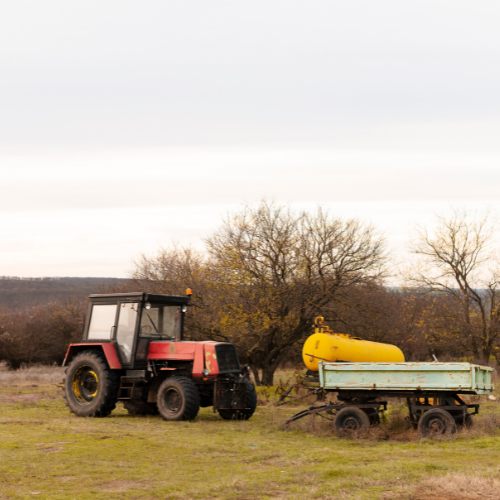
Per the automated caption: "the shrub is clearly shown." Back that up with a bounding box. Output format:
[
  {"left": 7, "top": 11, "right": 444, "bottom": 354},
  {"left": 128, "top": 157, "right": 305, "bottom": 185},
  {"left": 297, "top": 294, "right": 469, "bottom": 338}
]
[{"left": 0, "top": 297, "right": 85, "bottom": 369}]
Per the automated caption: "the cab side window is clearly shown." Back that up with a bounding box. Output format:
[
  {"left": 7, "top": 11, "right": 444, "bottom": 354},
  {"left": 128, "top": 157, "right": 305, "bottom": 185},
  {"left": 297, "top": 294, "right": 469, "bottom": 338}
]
[
  {"left": 88, "top": 304, "right": 117, "bottom": 340},
  {"left": 116, "top": 303, "right": 138, "bottom": 363}
]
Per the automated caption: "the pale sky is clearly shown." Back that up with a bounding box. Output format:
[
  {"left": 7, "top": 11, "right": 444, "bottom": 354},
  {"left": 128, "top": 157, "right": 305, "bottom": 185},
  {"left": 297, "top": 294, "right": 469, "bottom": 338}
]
[{"left": 1, "top": 1, "right": 499, "bottom": 278}]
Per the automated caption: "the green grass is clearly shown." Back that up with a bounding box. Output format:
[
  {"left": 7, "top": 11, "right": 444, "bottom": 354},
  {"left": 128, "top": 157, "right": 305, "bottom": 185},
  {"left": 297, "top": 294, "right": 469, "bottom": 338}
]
[{"left": 1, "top": 374, "right": 500, "bottom": 499}]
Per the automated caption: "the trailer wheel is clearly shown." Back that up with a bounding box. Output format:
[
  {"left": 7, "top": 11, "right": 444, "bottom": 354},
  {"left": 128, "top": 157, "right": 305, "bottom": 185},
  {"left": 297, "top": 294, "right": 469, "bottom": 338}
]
[
  {"left": 418, "top": 409, "right": 457, "bottom": 437},
  {"left": 63, "top": 350, "right": 120, "bottom": 418},
  {"left": 455, "top": 412, "right": 473, "bottom": 429},
  {"left": 218, "top": 382, "right": 258, "bottom": 421},
  {"left": 157, "top": 376, "right": 200, "bottom": 421},
  {"left": 122, "top": 399, "right": 159, "bottom": 416},
  {"left": 334, "top": 407, "right": 370, "bottom": 437},
  {"left": 363, "top": 408, "right": 381, "bottom": 426}
]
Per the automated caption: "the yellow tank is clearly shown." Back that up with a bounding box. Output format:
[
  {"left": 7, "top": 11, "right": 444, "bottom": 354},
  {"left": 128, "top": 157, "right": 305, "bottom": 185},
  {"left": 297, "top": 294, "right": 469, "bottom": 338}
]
[{"left": 302, "top": 317, "right": 405, "bottom": 372}]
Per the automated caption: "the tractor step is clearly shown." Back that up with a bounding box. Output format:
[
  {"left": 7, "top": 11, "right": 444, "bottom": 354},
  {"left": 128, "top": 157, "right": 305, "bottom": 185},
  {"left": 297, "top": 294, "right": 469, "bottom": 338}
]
[{"left": 117, "top": 377, "right": 148, "bottom": 400}]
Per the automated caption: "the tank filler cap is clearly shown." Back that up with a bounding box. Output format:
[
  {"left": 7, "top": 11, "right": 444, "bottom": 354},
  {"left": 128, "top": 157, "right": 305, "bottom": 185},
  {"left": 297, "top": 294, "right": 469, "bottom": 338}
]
[{"left": 314, "top": 316, "right": 332, "bottom": 335}]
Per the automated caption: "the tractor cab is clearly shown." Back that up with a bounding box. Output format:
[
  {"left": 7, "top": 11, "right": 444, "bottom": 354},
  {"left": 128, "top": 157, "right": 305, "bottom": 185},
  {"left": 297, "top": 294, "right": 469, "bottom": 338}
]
[{"left": 81, "top": 292, "right": 189, "bottom": 369}]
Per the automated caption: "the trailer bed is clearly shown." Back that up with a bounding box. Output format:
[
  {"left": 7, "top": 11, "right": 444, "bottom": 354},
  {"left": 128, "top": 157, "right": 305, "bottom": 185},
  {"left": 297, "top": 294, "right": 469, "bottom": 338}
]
[{"left": 318, "top": 361, "right": 494, "bottom": 395}]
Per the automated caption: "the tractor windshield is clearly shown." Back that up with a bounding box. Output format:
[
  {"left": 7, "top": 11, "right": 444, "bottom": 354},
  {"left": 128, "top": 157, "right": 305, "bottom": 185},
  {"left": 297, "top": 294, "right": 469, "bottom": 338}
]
[{"left": 139, "top": 304, "right": 181, "bottom": 340}]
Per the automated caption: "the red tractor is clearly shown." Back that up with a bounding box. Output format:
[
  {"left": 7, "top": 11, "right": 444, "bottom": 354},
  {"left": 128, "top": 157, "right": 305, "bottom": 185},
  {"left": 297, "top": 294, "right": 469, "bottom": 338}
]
[{"left": 62, "top": 292, "right": 257, "bottom": 421}]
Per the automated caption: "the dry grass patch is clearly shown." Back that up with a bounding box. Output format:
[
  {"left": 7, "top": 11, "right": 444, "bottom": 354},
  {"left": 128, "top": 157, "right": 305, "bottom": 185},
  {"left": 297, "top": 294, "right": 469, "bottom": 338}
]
[
  {"left": 405, "top": 473, "right": 500, "bottom": 500},
  {"left": 0, "top": 362, "right": 64, "bottom": 385}
]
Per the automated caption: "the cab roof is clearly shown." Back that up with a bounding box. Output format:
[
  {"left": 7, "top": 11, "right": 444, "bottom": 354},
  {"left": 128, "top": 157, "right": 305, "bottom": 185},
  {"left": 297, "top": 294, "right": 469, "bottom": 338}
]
[{"left": 88, "top": 292, "right": 189, "bottom": 305}]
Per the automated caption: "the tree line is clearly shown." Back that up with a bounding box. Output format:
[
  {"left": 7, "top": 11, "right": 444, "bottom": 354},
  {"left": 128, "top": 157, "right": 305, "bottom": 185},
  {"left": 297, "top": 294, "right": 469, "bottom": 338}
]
[
  {"left": 1, "top": 202, "right": 498, "bottom": 385},
  {"left": 0, "top": 277, "right": 127, "bottom": 309}
]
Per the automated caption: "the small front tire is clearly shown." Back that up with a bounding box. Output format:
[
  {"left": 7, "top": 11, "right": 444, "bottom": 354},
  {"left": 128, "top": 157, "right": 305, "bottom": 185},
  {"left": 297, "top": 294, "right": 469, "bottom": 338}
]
[{"left": 157, "top": 376, "right": 200, "bottom": 421}]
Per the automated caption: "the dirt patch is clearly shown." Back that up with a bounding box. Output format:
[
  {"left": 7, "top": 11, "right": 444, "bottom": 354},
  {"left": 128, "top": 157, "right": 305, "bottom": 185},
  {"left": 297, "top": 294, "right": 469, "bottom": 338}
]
[
  {"left": 0, "top": 420, "right": 43, "bottom": 425},
  {"left": 100, "top": 480, "right": 144, "bottom": 493},
  {"left": 35, "top": 442, "right": 70, "bottom": 446},
  {"left": 35, "top": 442, "right": 69, "bottom": 453},
  {"left": 413, "top": 496, "right": 466, "bottom": 500}
]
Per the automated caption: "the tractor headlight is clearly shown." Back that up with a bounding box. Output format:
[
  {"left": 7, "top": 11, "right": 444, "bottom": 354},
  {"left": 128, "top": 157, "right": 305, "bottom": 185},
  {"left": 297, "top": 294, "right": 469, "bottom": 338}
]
[
  {"left": 145, "top": 302, "right": 151, "bottom": 310},
  {"left": 202, "top": 369, "right": 210, "bottom": 377}
]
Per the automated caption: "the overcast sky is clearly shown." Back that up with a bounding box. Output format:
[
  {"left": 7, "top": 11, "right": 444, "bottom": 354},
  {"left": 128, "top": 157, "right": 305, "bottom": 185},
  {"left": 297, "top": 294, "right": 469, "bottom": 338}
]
[{"left": 1, "top": 1, "right": 500, "bottom": 278}]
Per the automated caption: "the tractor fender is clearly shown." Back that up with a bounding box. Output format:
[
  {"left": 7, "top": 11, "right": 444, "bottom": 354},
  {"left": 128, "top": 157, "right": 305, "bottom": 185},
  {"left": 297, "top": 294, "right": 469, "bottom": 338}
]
[{"left": 62, "top": 343, "right": 122, "bottom": 369}]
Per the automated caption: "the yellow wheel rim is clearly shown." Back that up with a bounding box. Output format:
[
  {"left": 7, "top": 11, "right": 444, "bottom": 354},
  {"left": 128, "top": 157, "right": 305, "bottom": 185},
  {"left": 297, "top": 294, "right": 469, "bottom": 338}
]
[{"left": 72, "top": 366, "right": 99, "bottom": 405}]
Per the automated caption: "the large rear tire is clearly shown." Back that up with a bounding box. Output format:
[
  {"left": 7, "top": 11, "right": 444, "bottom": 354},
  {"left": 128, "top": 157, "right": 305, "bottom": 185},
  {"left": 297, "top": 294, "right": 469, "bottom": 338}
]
[
  {"left": 157, "top": 376, "right": 200, "bottom": 421},
  {"left": 123, "top": 399, "right": 159, "bottom": 416},
  {"left": 218, "top": 382, "right": 258, "bottom": 421},
  {"left": 63, "top": 350, "right": 119, "bottom": 418}
]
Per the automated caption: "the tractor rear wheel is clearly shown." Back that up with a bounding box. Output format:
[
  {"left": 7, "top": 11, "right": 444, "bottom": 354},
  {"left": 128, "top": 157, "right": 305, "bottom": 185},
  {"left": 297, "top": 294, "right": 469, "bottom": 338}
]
[
  {"left": 157, "top": 376, "right": 200, "bottom": 421},
  {"left": 122, "top": 399, "right": 159, "bottom": 416},
  {"left": 63, "top": 350, "right": 119, "bottom": 418},
  {"left": 218, "top": 382, "right": 258, "bottom": 421}
]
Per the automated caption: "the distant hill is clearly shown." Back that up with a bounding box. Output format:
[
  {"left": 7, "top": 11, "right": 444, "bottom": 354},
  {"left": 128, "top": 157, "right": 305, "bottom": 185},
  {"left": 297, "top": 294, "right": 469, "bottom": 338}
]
[{"left": 0, "top": 277, "right": 130, "bottom": 309}]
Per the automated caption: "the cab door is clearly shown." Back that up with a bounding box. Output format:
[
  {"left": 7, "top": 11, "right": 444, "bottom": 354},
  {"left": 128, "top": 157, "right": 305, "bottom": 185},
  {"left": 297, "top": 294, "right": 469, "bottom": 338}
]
[
  {"left": 86, "top": 300, "right": 139, "bottom": 368},
  {"left": 114, "top": 302, "right": 140, "bottom": 367}
]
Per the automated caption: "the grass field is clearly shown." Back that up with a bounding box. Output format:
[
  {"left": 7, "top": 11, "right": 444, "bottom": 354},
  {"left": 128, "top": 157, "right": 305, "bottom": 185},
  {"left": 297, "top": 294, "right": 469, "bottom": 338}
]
[{"left": 2, "top": 366, "right": 500, "bottom": 500}]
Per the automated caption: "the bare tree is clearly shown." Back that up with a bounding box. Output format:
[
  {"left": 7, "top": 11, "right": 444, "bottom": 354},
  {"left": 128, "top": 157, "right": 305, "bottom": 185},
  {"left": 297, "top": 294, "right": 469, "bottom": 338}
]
[
  {"left": 406, "top": 207, "right": 500, "bottom": 363},
  {"left": 205, "top": 201, "right": 389, "bottom": 385}
]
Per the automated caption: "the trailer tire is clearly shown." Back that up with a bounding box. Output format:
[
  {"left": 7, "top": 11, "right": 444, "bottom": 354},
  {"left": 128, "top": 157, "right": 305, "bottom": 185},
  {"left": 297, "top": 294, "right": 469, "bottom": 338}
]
[
  {"left": 218, "top": 382, "right": 258, "bottom": 421},
  {"left": 418, "top": 409, "right": 457, "bottom": 437},
  {"left": 455, "top": 412, "right": 473, "bottom": 429},
  {"left": 334, "top": 407, "right": 370, "bottom": 437},
  {"left": 63, "top": 350, "right": 120, "bottom": 418},
  {"left": 157, "top": 376, "right": 200, "bottom": 421},
  {"left": 363, "top": 408, "right": 380, "bottom": 426},
  {"left": 122, "top": 399, "right": 159, "bottom": 416}
]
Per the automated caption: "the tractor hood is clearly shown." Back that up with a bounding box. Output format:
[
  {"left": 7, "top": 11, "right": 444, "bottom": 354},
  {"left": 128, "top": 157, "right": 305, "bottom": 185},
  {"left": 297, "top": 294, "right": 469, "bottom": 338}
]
[{"left": 147, "top": 341, "right": 241, "bottom": 376}]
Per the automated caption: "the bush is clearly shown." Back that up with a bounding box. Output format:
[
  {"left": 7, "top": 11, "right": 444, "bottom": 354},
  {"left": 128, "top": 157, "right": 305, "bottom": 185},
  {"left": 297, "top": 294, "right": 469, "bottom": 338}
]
[{"left": 0, "top": 297, "right": 86, "bottom": 369}]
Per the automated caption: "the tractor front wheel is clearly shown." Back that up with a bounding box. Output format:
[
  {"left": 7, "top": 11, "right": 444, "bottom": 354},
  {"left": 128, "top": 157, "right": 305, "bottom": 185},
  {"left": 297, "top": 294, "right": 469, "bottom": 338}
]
[
  {"left": 63, "top": 350, "right": 119, "bottom": 418},
  {"left": 157, "top": 376, "right": 200, "bottom": 421}
]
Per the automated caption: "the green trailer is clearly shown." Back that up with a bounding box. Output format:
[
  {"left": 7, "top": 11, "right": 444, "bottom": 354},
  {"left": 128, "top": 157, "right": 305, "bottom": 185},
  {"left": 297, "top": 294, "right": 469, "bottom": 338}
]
[{"left": 286, "top": 362, "right": 494, "bottom": 437}]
